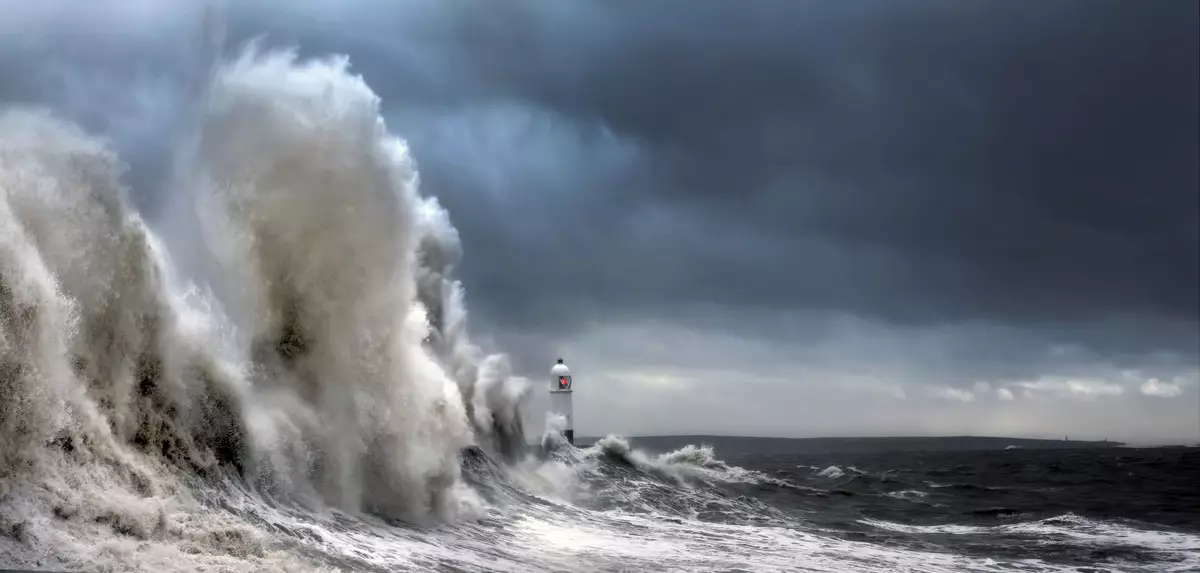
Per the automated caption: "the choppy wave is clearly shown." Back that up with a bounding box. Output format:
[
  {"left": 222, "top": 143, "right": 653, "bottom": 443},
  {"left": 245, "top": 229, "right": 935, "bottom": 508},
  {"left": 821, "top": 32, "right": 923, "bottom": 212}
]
[{"left": 3, "top": 44, "right": 1198, "bottom": 573}]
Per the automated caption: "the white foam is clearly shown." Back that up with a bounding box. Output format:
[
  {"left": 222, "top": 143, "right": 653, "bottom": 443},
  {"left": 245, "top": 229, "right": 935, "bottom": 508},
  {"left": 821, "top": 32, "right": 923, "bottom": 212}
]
[
  {"left": 885, "top": 490, "right": 929, "bottom": 501},
  {"left": 860, "top": 513, "right": 1200, "bottom": 571},
  {"left": 226, "top": 488, "right": 1117, "bottom": 573},
  {"left": 817, "top": 465, "right": 846, "bottom": 479}
]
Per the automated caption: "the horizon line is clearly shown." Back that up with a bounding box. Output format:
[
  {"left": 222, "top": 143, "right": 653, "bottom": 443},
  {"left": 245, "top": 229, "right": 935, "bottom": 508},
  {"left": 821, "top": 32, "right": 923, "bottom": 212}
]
[{"left": 560, "top": 433, "right": 1200, "bottom": 447}]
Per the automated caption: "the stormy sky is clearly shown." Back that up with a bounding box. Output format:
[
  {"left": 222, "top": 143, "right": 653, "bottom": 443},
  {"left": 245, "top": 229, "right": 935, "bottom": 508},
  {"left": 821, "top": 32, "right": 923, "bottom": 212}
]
[{"left": 3, "top": 0, "right": 1197, "bottom": 442}]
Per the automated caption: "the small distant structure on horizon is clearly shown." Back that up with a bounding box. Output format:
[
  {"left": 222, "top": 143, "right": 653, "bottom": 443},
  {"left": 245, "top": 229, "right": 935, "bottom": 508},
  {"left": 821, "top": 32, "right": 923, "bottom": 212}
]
[{"left": 549, "top": 358, "right": 574, "bottom": 445}]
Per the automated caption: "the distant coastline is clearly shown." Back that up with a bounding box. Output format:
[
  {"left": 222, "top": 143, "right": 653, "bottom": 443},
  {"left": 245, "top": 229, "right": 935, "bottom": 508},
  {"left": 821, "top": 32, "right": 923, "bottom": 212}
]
[{"left": 570, "top": 435, "right": 1133, "bottom": 455}]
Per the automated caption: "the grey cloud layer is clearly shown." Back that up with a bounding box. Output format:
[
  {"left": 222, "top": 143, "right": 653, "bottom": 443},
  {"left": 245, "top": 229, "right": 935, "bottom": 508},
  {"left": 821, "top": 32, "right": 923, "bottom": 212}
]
[{"left": 370, "top": 1, "right": 1198, "bottom": 372}]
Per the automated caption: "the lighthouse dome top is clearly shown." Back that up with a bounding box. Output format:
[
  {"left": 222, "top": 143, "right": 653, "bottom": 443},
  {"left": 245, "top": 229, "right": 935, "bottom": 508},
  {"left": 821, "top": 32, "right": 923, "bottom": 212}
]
[{"left": 550, "top": 358, "right": 571, "bottom": 376}]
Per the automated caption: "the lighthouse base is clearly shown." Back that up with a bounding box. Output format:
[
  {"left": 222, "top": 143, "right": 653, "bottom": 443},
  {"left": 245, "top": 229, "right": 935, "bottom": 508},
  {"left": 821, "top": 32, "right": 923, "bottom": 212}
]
[{"left": 549, "top": 389, "right": 574, "bottom": 447}]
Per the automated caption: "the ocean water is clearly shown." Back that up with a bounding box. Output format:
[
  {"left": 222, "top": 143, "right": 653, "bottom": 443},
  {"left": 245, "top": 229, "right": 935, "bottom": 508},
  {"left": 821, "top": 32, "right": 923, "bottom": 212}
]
[
  {"left": 719, "top": 442, "right": 1200, "bottom": 572},
  {"left": 2, "top": 43, "right": 1199, "bottom": 573}
]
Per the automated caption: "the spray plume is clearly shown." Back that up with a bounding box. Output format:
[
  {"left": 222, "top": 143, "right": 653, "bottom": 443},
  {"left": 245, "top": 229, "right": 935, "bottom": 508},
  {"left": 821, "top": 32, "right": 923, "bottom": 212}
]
[{"left": 0, "top": 45, "right": 531, "bottom": 538}]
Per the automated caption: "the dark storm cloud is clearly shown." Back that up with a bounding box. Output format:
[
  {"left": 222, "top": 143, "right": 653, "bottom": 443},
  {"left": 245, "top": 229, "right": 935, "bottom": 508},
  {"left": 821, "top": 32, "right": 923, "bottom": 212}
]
[
  {"left": 7, "top": 0, "right": 1190, "bottom": 340},
  {"left": 0, "top": 1, "right": 216, "bottom": 203},
  {"left": 2, "top": 0, "right": 1196, "bottom": 379},
  {"left": 316, "top": 0, "right": 1198, "bottom": 360}
]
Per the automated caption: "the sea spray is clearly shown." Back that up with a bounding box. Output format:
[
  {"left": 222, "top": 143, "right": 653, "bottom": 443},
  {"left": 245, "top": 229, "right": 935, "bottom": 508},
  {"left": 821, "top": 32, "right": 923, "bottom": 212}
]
[
  {"left": 174, "top": 46, "right": 534, "bottom": 521},
  {"left": 413, "top": 196, "right": 531, "bottom": 463},
  {"left": 1, "top": 45, "right": 535, "bottom": 570},
  {"left": 0, "top": 108, "right": 234, "bottom": 566},
  {"left": 0, "top": 108, "right": 229, "bottom": 483},
  {"left": 183, "top": 46, "right": 479, "bottom": 521}
]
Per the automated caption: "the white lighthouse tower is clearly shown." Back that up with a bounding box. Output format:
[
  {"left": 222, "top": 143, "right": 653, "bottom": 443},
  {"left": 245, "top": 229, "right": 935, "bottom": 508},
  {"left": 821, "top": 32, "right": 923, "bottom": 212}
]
[{"left": 549, "top": 358, "right": 574, "bottom": 445}]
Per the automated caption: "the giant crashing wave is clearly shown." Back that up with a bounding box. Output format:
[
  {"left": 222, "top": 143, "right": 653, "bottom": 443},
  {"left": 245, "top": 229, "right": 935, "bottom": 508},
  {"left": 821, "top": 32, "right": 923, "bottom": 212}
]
[{"left": 0, "top": 45, "right": 535, "bottom": 561}]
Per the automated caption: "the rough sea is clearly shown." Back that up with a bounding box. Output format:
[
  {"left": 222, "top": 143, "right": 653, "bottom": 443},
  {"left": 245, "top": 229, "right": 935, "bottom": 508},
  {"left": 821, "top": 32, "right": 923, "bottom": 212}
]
[
  {"left": 2, "top": 42, "right": 1198, "bottom": 573},
  {"left": 587, "top": 436, "right": 1200, "bottom": 573}
]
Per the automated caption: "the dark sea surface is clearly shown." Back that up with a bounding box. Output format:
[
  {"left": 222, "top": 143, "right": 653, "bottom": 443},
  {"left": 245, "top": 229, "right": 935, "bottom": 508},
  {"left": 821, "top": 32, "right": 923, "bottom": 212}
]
[{"left": 570, "top": 436, "right": 1200, "bottom": 573}]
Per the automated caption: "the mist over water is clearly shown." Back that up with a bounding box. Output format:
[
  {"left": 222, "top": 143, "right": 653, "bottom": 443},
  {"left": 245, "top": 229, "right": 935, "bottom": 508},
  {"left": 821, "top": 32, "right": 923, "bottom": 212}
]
[{"left": 2, "top": 43, "right": 1197, "bottom": 573}]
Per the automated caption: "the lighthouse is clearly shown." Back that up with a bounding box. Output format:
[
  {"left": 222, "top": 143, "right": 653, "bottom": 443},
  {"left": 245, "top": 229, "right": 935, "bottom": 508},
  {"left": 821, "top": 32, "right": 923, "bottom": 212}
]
[{"left": 549, "top": 358, "right": 574, "bottom": 445}]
